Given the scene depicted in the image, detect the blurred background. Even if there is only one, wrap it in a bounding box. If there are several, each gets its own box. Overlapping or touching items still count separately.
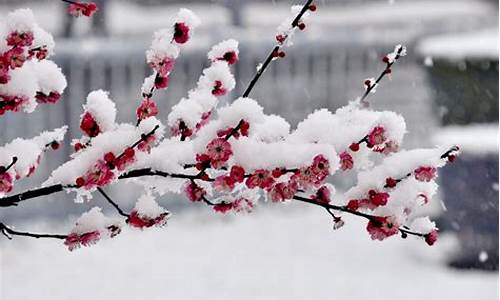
[0,0,498,299]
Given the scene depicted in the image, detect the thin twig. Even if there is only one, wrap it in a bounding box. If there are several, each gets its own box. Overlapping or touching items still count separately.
[0,222,66,240]
[97,187,129,218]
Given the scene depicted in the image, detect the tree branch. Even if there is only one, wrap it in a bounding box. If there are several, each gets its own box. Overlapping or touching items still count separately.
[292,195,425,238]
[242,0,313,98]
[0,222,66,240]
[97,187,129,218]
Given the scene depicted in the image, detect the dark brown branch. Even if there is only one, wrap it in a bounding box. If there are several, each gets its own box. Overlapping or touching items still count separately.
[0,156,17,173]
[359,45,405,104]
[242,0,313,98]
[97,187,129,218]
[0,222,66,240]
[292,195,425,237]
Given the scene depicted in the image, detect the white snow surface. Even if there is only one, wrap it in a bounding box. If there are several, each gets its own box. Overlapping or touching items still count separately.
[0,207,497,300]
[432,124,498,155]
[417,29,499,60]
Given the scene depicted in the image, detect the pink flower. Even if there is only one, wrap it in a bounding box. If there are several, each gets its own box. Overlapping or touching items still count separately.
[239,120,250,137]
[79,112,101,137]
[414,166,436,182]
[213,202,234,214]
[219,51,238,65]
[64,230,100,251]
[368,190,389,206]
[233,198,254,213]
[5,47,26,69]
[213,175,235,192]
[0,172,13,193]
[0,95,28,115]
[6,31,34,47]
[154,75,169,89]
[128,211,169,229]
[114,147,136,171]
[195,111,212,131]
[245,169,275,190]
[80,160,115,189]
[28,47,48,60]
[136,98,159,121]
[68,1,98,17]
[184,181,206,202]
[229,165,245,183]
[268,181,297,202]
[173,22,190,44]
[386,178,398,188]
[137,135,156,153]
[35,91,61,104]
[367,126,386,147]
[206,138,232,169]
[149,56,175,76]
[275,34,286,44]
[424,229,438,246]
[310,154,330,183]
[349,143,360,152]
[171,120,193,139]
[339,151,353,171]
[195,153,211,170]
[373,140,399,155]
[212,80,227,96]
[311,185,331,204]
[366,216,399,241]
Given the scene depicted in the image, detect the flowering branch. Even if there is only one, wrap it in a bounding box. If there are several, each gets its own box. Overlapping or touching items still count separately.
[360,44,406,105]
[242,0,314,98]
[292,195,425,238]
[0,4,454,250]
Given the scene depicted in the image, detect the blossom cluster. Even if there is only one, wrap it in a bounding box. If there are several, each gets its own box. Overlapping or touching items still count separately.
[64,207,120,251]
[167,39,238,139]
[275,3,315,48]
[0,9,66,115]
[137,9,201,124]
[0,126,67,197]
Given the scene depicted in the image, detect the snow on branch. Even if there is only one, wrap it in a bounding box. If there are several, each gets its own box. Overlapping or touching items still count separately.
[0,9,65,115]
[0,2,462,251]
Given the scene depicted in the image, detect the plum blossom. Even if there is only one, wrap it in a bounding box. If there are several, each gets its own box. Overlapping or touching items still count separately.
[205,138,232,169]
[414,166,437,182]
[64,230,100,251]
[79,112,101,137]
[0,173,13,193]
[366,216,399,241]
[425,229,438,246]
[268,181,297,202]
[136,98,159,121]
[246,169,275,190]
[339,151,353,171]
[184,181,206,202]
[311,185,331,204]
[67,1,98,18]
[213,201,234,213]
[367,126,386,147]
[128,210,169,229]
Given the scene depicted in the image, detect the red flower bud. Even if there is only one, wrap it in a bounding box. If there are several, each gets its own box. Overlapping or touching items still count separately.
[349,143,360,152]
[50,141,60,150]
[76,177,85,187]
